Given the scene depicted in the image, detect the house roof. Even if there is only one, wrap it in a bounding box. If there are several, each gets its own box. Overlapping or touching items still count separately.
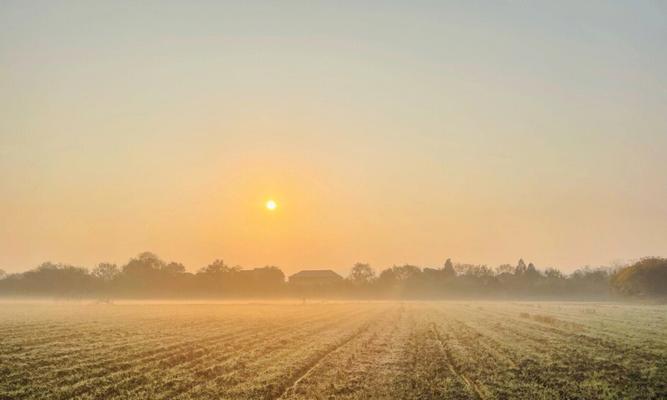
[290,269,343,279]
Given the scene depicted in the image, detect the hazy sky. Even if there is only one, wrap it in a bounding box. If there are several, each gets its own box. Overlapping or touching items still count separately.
[1,1,666,275]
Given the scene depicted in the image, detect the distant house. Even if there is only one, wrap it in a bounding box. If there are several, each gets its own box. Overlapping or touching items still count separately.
[289,270,343,286]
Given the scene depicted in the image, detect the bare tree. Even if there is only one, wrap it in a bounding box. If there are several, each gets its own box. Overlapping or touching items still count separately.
[92,263,119,282]
[442,259,456,278]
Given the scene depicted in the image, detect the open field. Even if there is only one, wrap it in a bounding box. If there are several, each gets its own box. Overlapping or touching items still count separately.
[0,301,665,400]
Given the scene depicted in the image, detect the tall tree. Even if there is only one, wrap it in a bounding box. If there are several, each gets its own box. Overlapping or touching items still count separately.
[349,263,376,285]
[198,259,233,275]
[442,258,456,278]
[526,262,541,279]
[515,259,527,275]
[123,252,165,275]
[162,262,186,274]
[611,257,667,297]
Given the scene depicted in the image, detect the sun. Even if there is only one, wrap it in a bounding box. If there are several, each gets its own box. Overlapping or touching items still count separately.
[265,199,277,210]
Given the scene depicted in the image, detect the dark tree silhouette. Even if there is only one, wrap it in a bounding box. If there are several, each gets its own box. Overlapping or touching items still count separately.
[515,259,527,275]
[0,252,628,300]
[198,259,236,275]
[348,263,375,285]
[442,259,456,278]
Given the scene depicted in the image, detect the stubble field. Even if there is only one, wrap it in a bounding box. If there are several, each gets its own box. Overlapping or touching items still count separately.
[0,301,665,400]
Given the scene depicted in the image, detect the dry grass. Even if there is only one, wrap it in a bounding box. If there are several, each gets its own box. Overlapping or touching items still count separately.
[532,314,558,324]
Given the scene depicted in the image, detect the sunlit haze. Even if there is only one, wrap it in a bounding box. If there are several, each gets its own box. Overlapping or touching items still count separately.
[1,1,666,274]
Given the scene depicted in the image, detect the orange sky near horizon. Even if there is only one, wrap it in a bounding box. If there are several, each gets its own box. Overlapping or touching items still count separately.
[1,2,666,275]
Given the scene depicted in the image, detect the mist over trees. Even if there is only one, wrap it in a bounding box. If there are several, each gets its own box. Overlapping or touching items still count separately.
[0,252,664,300]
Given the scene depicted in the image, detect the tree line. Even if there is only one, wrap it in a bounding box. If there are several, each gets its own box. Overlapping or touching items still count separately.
[0,252,664,300]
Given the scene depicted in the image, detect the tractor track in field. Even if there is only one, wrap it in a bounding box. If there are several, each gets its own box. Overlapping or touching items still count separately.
[146,311,379,399]
[274,320,376,399]
[430,323,486,400]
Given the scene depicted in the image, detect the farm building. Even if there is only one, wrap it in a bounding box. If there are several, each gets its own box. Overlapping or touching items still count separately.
[289,270,343,286]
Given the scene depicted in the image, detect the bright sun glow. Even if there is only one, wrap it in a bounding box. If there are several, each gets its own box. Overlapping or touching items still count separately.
[265,199,277,210]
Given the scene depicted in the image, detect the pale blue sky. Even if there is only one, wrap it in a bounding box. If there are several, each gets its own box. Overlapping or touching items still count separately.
[1,1,666,273]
